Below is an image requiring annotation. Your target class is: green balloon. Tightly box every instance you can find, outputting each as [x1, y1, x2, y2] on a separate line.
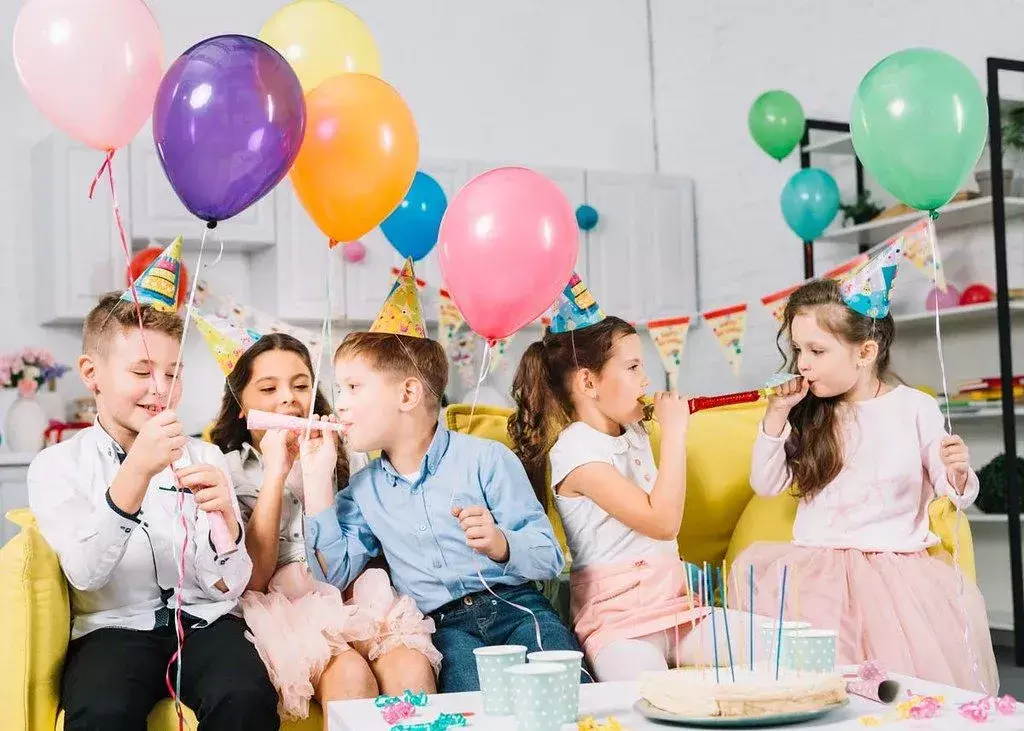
[749, 90, 806, 161]
[850, 48, 988, 213]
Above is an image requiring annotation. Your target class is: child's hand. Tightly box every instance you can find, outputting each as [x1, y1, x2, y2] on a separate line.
[940, 435, 971, 494]
[175, 464, 241, 541]
[653, 391, 690, 441]
[259, 427, 298, 480]
[767, 376, 809, 415]
[453, 505, 509, 563]
[127, 409, 187, 480]
[299, 416, 338, 514]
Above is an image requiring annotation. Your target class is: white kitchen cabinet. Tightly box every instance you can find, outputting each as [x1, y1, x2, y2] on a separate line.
[344, 159, 472, 323]
[32, 136, 129, 324]
[0, 455, 31, 547]
[128, 137, 277, 250]
[585, 171, 696, 323]
[250, 180, 344, 323]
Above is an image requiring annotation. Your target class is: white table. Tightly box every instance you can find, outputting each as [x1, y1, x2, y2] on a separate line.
[329, 675, 1023, 730]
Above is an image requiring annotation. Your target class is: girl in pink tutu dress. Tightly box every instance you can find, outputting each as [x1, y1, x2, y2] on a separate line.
[509, 274, 774, 681]
[208, 331, 440, 723]
[734, 270, 998, 692]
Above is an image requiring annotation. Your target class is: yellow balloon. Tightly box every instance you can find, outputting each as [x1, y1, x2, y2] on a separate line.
[259, 0, 381, 92]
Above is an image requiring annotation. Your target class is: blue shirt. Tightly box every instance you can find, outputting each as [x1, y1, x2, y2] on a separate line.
[305, 424, 565, 614]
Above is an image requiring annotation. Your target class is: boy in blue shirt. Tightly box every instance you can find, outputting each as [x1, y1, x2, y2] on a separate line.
[302, 261, 582, 692]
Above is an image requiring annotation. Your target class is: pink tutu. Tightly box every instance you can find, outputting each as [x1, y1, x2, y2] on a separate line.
[241, 562, 377, 720]
[734, 542, 998, 693]
[349, 569, 442, 673]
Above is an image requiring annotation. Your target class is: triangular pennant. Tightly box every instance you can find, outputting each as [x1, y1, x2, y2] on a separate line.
[822, 252, 869, 281]
[438, 289, 465, 355]
[371, 258, 427, 338]
[550, 272, 605, 333]
[894, 219, 946, 293]
[760, 285, 801, 325]
[488, 334, 516, 375]
[646, 316, 691, 391]
[121, 236, 184, 313]
[702, 304, 748, 376]
[838, 241, 901, 318]
[193, 310, 262, 376]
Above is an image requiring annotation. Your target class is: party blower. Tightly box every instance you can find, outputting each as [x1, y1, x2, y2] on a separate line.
[246, 409, 351, 435]
[641, 373, 799, 420]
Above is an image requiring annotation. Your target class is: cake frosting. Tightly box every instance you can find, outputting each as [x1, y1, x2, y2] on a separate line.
[639, 667, 847, 718]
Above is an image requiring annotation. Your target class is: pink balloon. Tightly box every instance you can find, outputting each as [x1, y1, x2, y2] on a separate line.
[925, 284, 960, 311]
[13, 0, 164, 151]
[438, 167, 578, 341]
[343, 240, 367, 264]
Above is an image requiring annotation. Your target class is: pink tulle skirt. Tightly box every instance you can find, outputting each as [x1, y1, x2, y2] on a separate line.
[241, 564, 440, 720]
[733, 542, 999, 693]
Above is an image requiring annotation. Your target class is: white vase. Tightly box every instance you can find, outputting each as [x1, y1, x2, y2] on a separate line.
[4, 394, 49, 453]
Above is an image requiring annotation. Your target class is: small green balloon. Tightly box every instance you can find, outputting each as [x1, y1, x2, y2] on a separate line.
[749, 90, 806, 161]
[850, 48, 988, 213]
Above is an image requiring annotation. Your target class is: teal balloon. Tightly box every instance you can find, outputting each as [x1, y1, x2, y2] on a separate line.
[781, 168, 840, 240]
[575, 204, 599, 231]
[380, 171, 447, 261]
[850, 48, 987, 212]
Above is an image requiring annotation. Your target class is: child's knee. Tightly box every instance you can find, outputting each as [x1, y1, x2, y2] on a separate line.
[318, 649, 378, 701]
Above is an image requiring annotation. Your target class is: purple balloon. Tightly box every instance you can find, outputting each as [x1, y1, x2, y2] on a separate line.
[153, 35, 305, 224]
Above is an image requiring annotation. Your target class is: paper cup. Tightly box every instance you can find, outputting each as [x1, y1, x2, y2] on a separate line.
[760, 620, 811, 662]
[473, 645, 526, 715]
[506, 662, 570, 731]
[527, 650, 583, 724]
[780, 629, 837, 674]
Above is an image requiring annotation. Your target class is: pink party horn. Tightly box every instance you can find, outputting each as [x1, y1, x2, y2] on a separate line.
[844, 661, 900, 704]
[246, 409, 350, 434]
[172, 448, 236, 556]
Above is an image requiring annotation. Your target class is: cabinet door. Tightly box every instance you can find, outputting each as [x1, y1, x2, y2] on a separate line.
[33, 136, 128, 324]
[250, 180, 343, 323]
[584, 171, 648, 323]
[344, 159, 471, 323]
[128, 138, 276, 249]
[644, 175, 697, 319]
[0, 469, 29, 547]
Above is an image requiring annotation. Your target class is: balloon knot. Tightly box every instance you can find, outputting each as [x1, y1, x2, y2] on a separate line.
[486, 338, 498, 348]
[929, 210, 940, 221]
[206, 220, 218, 230]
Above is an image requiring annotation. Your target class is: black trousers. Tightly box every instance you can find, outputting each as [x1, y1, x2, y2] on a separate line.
[61, 615, 279, 731]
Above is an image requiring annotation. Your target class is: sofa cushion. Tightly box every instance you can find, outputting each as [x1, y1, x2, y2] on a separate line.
[1, 508, 70, 731]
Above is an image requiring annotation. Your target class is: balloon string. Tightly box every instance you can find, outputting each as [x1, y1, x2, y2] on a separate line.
[927, 219, 988, 696]
[326, 244, 336, 413]
[448, 340, 492, 514]
[304, 314, 331, 442]
[170, 226, 217, 407]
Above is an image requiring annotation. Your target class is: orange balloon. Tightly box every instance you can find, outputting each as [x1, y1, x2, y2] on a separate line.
[291, 73, 419, 243]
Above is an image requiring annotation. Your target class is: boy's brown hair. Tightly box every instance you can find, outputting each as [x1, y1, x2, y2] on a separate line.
[335, 332, 448, 409]
[82, 292, 184, 356]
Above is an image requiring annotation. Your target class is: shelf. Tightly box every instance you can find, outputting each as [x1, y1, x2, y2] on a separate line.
[818, 196, 1024, 246]
[944, 405, 1024, 420]
[965, 508, 1024, 524]
[891, 300, 1024, 326]
[990, 609, 1014, 631]
[801, 133, 853, 156]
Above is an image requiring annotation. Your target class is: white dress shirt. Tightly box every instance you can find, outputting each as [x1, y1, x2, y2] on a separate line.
[27, 421, 252, 639]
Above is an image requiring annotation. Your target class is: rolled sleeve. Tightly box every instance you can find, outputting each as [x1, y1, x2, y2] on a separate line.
[305, 490, 378, 589]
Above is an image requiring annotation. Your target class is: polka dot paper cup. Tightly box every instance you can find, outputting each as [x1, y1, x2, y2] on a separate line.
[527, 650, 583, 724]
[506, 662, 571, 731]
[780, 629, 838, 674]
[473, 645, 526, 715]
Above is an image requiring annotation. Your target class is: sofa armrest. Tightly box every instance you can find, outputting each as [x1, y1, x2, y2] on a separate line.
[0, 509, 70, 731]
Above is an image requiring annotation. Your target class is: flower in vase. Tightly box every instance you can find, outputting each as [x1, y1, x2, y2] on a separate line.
[17, 378, 38, 398]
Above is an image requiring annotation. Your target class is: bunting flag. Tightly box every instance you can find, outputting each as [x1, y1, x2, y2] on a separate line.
[760, 284, 801, 325]
[452, 329, 479, 388]
[488, 334, 516, 375]
[702, 303, 748, 375]
[438, 289, 464, 355]
[822, 252, 869, 281]
[893, 219, 946, 292]
[646, 316, 691, 391]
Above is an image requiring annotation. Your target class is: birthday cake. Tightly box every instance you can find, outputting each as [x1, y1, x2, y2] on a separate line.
[639, 667, 847, 718]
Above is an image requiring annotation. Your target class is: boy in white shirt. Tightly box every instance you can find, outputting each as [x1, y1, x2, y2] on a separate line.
[28, 292, 277, 731]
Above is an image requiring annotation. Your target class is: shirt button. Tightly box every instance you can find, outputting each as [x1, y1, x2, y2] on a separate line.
[433, 559, 442, 569]
[293, 532, 300, 539]
[418, 523, 427, 532]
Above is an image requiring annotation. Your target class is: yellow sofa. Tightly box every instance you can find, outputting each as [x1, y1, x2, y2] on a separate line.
[1, 401, 974, 731]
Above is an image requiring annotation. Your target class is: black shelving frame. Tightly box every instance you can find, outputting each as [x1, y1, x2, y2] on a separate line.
[798, 74, 1024, 665]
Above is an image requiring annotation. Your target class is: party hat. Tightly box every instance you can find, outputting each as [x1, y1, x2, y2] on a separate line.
[193, 309, 262, 375]
[838, 241, 901, 319]
[121, 236, 185, 312]
[369, 258, 427, 338]
[550, 272, 605, 333]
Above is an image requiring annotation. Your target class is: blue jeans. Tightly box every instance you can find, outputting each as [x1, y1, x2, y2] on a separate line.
[429, 583, 588, 693]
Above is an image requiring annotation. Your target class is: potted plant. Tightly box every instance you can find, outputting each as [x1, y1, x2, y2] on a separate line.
[839, 190, 885, 226]
[976, 107, 1024, 196]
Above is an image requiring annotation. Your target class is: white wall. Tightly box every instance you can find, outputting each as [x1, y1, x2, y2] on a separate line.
[3, 0, 1024, 434]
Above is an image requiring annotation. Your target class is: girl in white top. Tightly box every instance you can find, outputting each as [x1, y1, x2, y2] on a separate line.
[209, 332, 439, 724]
[509, 275, 771, 681]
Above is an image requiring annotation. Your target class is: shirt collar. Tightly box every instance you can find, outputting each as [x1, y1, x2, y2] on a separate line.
[584, 421, 646, 456]
[240, 442, 262, 467]
[379, 422, 450, 484]
[92, 416, 128, 463]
